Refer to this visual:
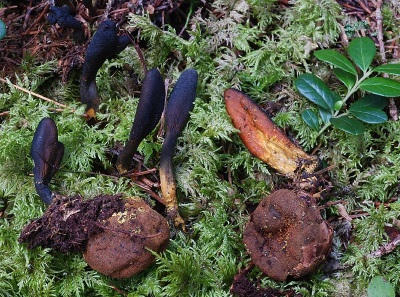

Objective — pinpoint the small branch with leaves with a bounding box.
[296,37,400,136]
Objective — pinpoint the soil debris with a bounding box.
[19,193,125,253]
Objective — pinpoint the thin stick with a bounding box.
[368,235,400,258]
[0,77,71,110]
[375,0,398,120]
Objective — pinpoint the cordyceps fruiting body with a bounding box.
[224,88,332,281]
[160,68,198,229]
[116,68,166,174]
[21,118,170,279]
[30,118,64,205]
[47,5,85,43]
[80,19,130,117]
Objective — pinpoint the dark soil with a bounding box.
[19,193,125,253]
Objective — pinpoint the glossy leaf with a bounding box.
[315,50,357,75]
[349,107,387,124]
[367,276,395,297]
[330,116,365,135]
[373,64,400,76]
[319,108,332,124]
[350,94,388,110]
[301,109,320,130]
[333,68,356,90]
[0,20,5,40]
[348,37,376,72]
[295,73,335,111]
[359,77,400,97]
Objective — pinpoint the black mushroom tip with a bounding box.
[116,68,166,174]
[159,68,198,229]
[80,20,130,116]
[82,0,97,17]
[31,118,64,205]
[47,5,85,43]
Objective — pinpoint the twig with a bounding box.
[130,179,166,206]
[368,235,400,258]
[0,77,72,110]
[375,0,398,120]
[0,111,10,117]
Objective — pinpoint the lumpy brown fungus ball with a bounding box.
[84,197,170,278]
[243,189,333,281]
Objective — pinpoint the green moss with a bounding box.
[1,0,400,296]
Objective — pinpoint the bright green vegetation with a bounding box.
[1,0,400,296]
[296,37,400,136]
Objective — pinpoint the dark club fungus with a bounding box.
[30,118,64,205]
[243,189,333,281]
[224,89,332,281]
[47,5,85,43]
[160,68,198,229]
[22,118,170,279]
[80,20,130,117]
[116,68,166,174]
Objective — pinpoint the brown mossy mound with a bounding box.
[83,197,170,278]
[19,194,125,253]
[243,189,333,282]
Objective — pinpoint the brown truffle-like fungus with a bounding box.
[84,197,170,278]
[243,189,332,281]
[224,88,319,177]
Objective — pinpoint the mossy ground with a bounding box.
[0,0,400,296]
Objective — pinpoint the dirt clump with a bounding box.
[19,194,125,252]
[243,189,333,282]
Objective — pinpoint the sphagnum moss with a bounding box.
[1,0,400,296]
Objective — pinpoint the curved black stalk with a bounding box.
[159,68,198,229]
[47,5,85,43]
[116,68,166,174]
[31,118,64,205]
[80,20,130,117]
[82,0,97,17]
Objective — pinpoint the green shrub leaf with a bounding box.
[359,77,400,97]
[367,276,395,297]
[319,108,332,124]
[330,116,365,135]
[0,20,6,40]
[333,68,356,90]
[295,73,335,111]
[348,37,376,72]
[373,64,400,76]
[349,107,387,124]
[315,50,357,75]
[301,109,320,130]
[350,94,388,110]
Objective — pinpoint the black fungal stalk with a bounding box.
[159,68,198,229]
[116,68,166,174]
[80,20,130,117]
[31,118,64,205]
[47,5,85,43]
